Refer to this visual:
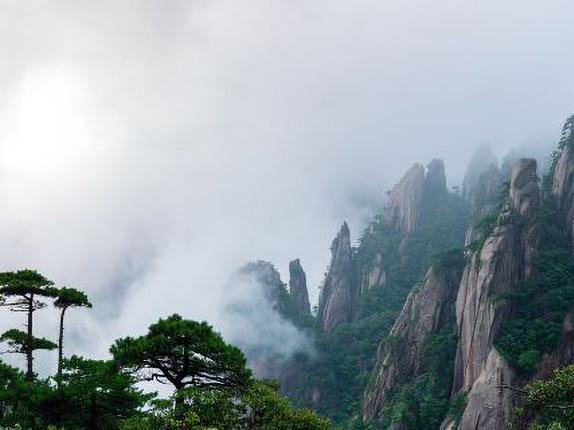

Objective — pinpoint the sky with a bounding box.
[0,0,574,370]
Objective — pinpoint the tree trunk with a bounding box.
[26,294,34,381]
[57,307,66,381]
[90,393,97,430]
[174,383,185,418]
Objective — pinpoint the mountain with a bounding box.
[233,113,574,429]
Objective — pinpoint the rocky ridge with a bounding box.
[363,260,464,422]
[289,259,311,315]
[318,222,355,331]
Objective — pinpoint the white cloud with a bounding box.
[0,0,573,371]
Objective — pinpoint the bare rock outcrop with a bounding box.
[553,143,574,250]
[458,349,516,429]
[384,164,426,233]
[363,261,463,422]
[464,164,505,247]
[424,158,448,197]
[318,222,356,331]
[384,159,450,235]
[509,158,539,217]
[288,259,311,315]
[359,252,387,295]
[452,159,542,429]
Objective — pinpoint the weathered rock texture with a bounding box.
[452,158,542,429]
[384,163,426,233]
[288,259,311,315]
[553,143,574,250]
[363,263,463,422]
[243,260,282,285]
[384,159,449,235]
[459,349,516,429]
[359,252,387,295]
[318,222,356,331]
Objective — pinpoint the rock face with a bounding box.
[288,259,311,315]
[553,143,574,250]
[509,158,539,217]
[241,260,282,285]
[459,349,517,429]
[384,159,449,235]
[462,144,498,200]
[424,158,448,197]
[452,159,542,429]
[363,262,463,422]
[239,261,284,310]
[359,252,386,295]
[318,222,356,331]
[464,164,505,246]
[384,164,426,233]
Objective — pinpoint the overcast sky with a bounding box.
[1,0,574,366]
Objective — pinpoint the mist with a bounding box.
[1,0,574,371]
[221,263,313,379]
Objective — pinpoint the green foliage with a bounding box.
[0,363,25,419]
[0,269,57,316]
[52,356,150,429]
[377,310,458,430]
[466,213,498,254]
[54,287,92,310]
[0,356,149,429]
[431,249,466,276]
[0,309,334,429]
[495,199,574,374]
[119,380,335,430]
[508,365,574,430]
[558,114,574,151]
[465,181,509,256]
[284,188,468,425]
[0,270,55,297]
[0,268,335,429]
[0,270,60,380]
[264,279,315,329]
[111,314,251,391]
[243,380,334,430]
[0,329,57,353]
[446,392,467,427]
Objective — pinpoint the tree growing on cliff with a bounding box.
[0,270,58,380]
[506,365,574,429]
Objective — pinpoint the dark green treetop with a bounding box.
[54,287,92,310]
[0,329,57,353]
[55,355,151,429]
[111,314,252,391]
[0,269,57,311]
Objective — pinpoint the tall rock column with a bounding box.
[318,222,356,331]
[363,260,463,423]
[452,158,542,429]
[384,164,425,233]
[289,259,311,315]
[553,138,574,250]
[424,158,448,197]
